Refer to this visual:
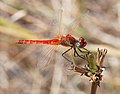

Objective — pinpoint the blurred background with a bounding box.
[0,0,120,94]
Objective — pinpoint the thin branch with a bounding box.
[91,82,99,94]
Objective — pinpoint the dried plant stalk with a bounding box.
[70,48,107,94]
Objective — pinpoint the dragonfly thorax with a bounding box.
[60,34,87,48]
[60,34,77,47]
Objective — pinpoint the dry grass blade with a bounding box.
[0,17,39,39]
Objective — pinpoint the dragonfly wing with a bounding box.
[35,44,58,69]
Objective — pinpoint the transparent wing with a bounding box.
[34,44,58,69]
[50,9,63,37]
[65,20,81,36]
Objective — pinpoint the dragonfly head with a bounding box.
[76,37,87,48]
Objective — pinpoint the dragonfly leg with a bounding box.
[81,48,94,56]
[77,47,91,54]
[74,48,86,57]
[74,47,86,60]
[83,48,91,53]
[74,50,78,57]
[62,47,73,65]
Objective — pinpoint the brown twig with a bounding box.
[91,82,99,94]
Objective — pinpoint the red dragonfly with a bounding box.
[16,34,89,65]
[16,9,89,67]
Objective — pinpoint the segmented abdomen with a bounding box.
[16,39,62,45]
[37,39,62,45]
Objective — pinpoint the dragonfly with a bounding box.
[16,9,90,67]
[17,34,89,65]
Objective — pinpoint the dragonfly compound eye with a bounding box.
[79,37,87,48]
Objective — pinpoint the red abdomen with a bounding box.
[16,38,62,45]
[37,39,62,45]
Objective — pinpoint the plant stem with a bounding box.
[90,82,98,94]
